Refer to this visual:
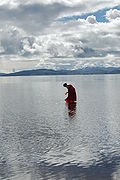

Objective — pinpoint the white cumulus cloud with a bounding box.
[106,9,120,21]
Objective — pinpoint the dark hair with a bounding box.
[63,83,67,87]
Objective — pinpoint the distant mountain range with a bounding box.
[0,73,6,76]
[0,67,120,76]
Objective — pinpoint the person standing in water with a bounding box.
[63,83,77,103]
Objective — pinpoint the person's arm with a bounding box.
[65,92,68,95]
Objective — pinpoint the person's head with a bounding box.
[63,83,67,88]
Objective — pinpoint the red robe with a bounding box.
[65,84,76,103]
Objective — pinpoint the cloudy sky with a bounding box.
[0,0,120,73]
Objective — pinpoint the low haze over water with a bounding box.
[0,75,120,180]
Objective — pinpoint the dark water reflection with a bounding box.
[0,75,120,180]
[65,102,77,118]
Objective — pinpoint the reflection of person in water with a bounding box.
[63,83,77,103]
[67,102,76,117]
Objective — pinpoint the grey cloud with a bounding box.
[0,28,22,55]
[0,1,119,34]
[0,3,68,34]
[0,27,36,56]
[0,24,120,61]
[86,15,97,24]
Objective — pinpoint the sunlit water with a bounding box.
[0,75,120,180]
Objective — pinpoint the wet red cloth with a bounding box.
[65,84,76,103]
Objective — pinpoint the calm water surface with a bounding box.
[0,75,120,180]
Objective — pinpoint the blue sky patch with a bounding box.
[58,5,120,23]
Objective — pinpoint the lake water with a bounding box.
[0,75,120,180]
